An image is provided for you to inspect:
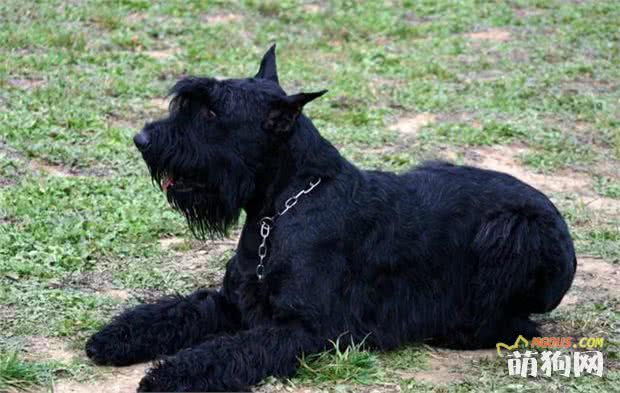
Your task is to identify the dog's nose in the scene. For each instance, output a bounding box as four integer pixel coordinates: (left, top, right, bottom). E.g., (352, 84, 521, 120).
(133, 131, 150, 151)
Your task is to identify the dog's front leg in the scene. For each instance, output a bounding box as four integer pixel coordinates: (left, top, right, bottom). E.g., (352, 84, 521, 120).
(137, 324, 324, 392)
(86, 288, 241, 366)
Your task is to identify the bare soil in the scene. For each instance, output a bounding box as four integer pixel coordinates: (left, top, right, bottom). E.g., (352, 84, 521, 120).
(461, 145, 620, 214)
(464, 29, 512, 42)
(402, 349, 496, 385)
(29, 159, 76, 177)
(388, 113, 437, 137)
(463, 145, 590, 193)
(51, 364, 148, 393)
(24, 337, 76, 364)
(1, 138, 81, 178)
(142, 48, 178, 60)
(7, 78, 46, 90)
(202, 12, 243, 24)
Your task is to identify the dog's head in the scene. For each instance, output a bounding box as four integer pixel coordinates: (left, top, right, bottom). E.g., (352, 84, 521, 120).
(134, 45, 326, 238)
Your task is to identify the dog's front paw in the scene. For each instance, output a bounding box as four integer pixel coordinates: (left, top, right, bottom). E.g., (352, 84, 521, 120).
(138, 359, 199, 393)
(138, 350, 243, 393)
(86, 324, 138, 366)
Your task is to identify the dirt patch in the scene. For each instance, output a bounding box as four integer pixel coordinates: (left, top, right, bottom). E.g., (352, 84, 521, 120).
(170, 241, 235, 287)
(256, 382, 400, 393)
(357, 384, 401, 393)
(100, 288, 132, 302)
(513, 7, 545, 19)
(202, 12, 243, 24)
(50, 270, 115, 290)
(516, 6, 546, 18)
(573, 257, 619, 297)
(577, 195, 620, 214)
(29, 159, 76, 177)
(558, 292, 579, 309)
(302, 4, 323, 13)
(435, 112, 477, 125)
(126, 12, 146, 24)
(0, 176, 16, 187)
(558, 256, 619, 311)
(0, 302, 17, 322)
(159, 233, 238, 288)
(467, 69, 505, 83)
(107, 116, 137, 133)
(149, 97, 169, 110)
(147, 98, 170, 118)
(8, 78, 46, 90)
(142, 48, 178, 60)
(23, 337, 76, 363)
(354, 143, 407, 157)
(464, 29, 511, 42)
(159, 236, 186, 251)
(0, 151, 25, 186)
(52, 364, 148, 393)
(402, 349, 495, 384)
(388, 113, 436, 137)
(562, 78, 616, 94)
(592, 155, 620, 180)
(1, 139, 78, 178)
(255, 383, 318, 393)
(48, 270, 131, 302)
(462, 145, 590, 194)
(460, 145, 620, 214)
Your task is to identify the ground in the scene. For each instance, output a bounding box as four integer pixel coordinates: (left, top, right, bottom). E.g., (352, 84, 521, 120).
(0, 0, 618, 392)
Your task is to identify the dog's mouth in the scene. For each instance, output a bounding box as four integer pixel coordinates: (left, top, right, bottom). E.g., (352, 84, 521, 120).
(161, 176, 175, 192)
(160, 176, 206, 194)
(149, 165, 250, 239)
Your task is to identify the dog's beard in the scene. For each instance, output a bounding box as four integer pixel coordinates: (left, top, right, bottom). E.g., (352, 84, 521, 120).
(165, 182, 239, 239)
(140, 139, 254, 239)
(147, 163, 253, 240)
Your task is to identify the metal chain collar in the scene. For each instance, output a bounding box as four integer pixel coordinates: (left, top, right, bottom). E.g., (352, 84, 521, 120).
(256, 177, 322, 280)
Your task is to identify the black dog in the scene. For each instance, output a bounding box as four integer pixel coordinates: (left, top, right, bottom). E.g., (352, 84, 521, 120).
(86, 45, 576, 392)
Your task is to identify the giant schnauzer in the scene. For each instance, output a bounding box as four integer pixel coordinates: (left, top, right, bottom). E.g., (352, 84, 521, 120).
(86, 45, 576, 392)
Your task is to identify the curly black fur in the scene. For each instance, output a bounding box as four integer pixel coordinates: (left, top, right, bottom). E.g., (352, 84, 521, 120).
(87, 45, 577, 392)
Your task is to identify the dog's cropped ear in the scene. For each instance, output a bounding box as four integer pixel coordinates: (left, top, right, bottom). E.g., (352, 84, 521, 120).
(263, 90, 328, 135)
(255, 44, 279, 83)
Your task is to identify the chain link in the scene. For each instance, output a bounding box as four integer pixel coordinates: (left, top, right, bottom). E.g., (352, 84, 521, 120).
(255, 178, 322, 280)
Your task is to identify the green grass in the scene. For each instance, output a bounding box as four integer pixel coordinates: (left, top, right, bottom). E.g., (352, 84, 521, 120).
(0, 173, 185, 277)
(0, 351, 94, 393)
(594, 176, 620, 199)
(0, 352, 50, 393)
(1, 0, 619, 391)
(578, 227, 620, 263)
(408, 358, 620, 393)
(379, 345, 428, 371)
(1, 281, 119, 338)
(294, 337, 381, 385)
(553, 197, 620, 263)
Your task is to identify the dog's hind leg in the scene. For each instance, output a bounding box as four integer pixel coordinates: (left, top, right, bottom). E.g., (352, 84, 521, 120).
(137, 324, 325, 392)
(437, 313, 540, 349)
(472, 314, 540, 349)
(465, 205, 575, 348)
(85, 288, 241, 366)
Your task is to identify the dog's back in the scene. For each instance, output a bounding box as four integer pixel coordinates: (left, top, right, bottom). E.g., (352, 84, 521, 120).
(338, 160, 576, 349)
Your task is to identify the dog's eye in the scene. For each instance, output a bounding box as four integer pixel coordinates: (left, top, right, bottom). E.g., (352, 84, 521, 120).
(202, 107, 217, 120)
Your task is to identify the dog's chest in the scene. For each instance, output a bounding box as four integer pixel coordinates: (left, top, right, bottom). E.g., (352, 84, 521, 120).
(227, 243, 289, 326)
(227, 232, 323, 329)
